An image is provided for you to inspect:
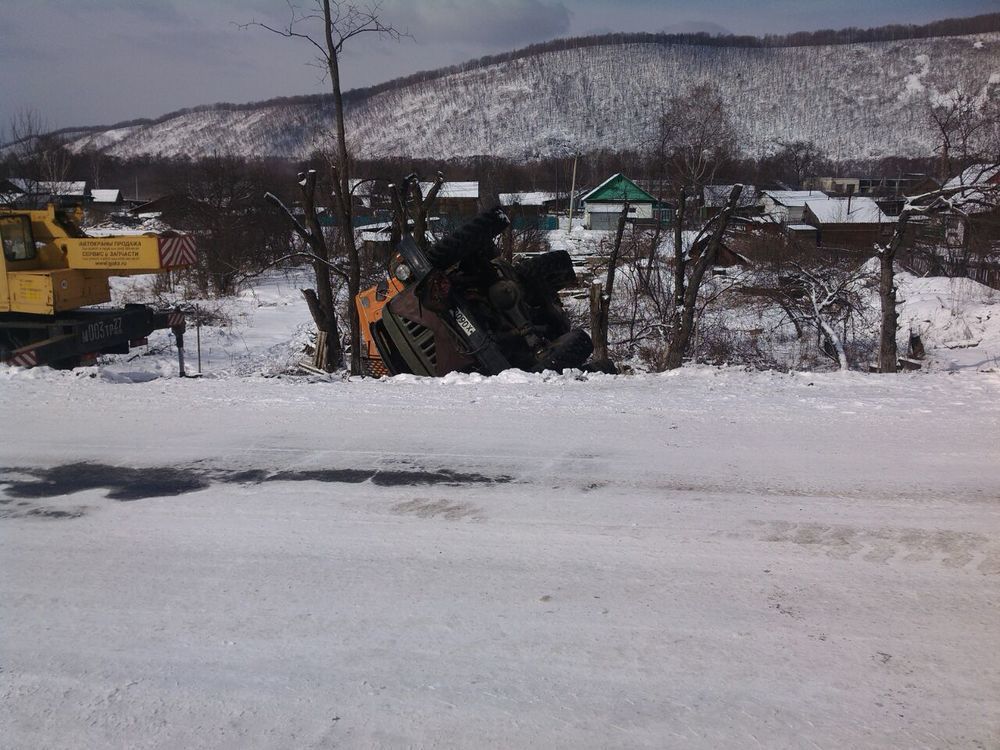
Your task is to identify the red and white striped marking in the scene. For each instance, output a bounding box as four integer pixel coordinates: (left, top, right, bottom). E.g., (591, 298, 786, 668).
(167, 312, 185, 328)
(158, 235, 197, 268)
(8, 350, 39, 367)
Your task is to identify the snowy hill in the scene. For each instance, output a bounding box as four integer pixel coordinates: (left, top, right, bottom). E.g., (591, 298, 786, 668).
(65, 30, 1000, 162)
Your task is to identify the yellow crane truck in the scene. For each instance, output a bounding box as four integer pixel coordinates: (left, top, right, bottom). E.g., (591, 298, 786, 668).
(0, 204, 195, 369)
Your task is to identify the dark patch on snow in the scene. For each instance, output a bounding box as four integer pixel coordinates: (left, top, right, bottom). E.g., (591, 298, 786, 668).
(372, 468, 503, 487)
(222, 467, 509, 487)
(0, 462, 513, 506)
(2, 463, 209, 501)
(265, 468, 373, 485)
(25, 507, 85, 520)
(223, 469, 271, 484)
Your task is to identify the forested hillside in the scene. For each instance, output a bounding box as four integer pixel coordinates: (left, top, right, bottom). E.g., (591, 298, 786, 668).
(65, 26, 1000, 161)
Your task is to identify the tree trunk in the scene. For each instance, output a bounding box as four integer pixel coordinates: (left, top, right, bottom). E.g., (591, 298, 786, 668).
(591, 203, 629, 362)
(664, 185, 743, 370)
(589, 283, 607, 362)
(410, 173, 444, 252)
(667, 187, 687, 343)
(323, 0, 361, 376)
(878, 211, 910, 373)
(299, 171, 343, 371)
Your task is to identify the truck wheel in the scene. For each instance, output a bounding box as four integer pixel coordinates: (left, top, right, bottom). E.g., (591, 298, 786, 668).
(515, 250, 577, 293)
(531, 328, 593, 373)
(425, 207, 510, 269)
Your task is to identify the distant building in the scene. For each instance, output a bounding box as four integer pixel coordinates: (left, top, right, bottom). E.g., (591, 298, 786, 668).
(498, 192, 560, 230)
(803, 196, 896, 248)
(759, 190, 831, 223)
(702, 184, 759, 219)
(2, 178, 87, 207)
(802, 176, 861, 195)
(580, 173, 658, 230)
(420, 181, 479, 229)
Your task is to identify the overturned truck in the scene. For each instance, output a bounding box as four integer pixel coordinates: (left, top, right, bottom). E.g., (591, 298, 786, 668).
(356, 207, 596, 377)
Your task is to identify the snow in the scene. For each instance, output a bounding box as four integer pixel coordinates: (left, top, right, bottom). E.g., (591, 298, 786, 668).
(899, 54, 931, 100)
(2, 268, 1000, 747)
(498, 191, 559, 207)
(420, 181, 479, 199)
(762, 190, 832, 208)
(2, 363, 999, 748)
(805, 197, 895, 224)
(896, 272, 1000, 371)
(6, 179, 87, 196)
(89, 189, 121, 204)
(703, 184, 758, 208)
(85, 215, 174, 237)
(942, 163, 1000, 191)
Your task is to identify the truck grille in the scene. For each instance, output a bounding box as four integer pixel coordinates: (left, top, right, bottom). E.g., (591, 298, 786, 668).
(403, 318, 437, 368)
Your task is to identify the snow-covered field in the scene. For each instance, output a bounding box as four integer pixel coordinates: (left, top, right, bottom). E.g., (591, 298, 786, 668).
(2, 273, 999, 748)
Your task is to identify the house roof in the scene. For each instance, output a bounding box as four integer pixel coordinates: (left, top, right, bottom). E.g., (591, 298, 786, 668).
(498, 191, 559, 207)
(943, 163, 1000, 190)
(7, 178, 87, 196)
(940, 163, 1000, 212)
(90, 189, 122, 203)
(420, 181, 478, 199)
(703, 184, 758, 208)
(580, 173, 656, 204)
(805, 197, 895, 224)
(762, 190, 830, 208)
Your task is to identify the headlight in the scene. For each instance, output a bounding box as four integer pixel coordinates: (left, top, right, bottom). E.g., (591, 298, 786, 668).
(394, 263, 412, 282)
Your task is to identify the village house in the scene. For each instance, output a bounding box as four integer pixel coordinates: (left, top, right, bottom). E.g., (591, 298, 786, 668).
(759, 189, 831, 223)
(914, 164, 1000, 288)
(498, 192, 560, 230)
(803, 196, 895, 249)
(580, 173, 661, 230)
(802, 176, 861, 195)
(702, 184, 759, 220)
(420, 181, 479, 229)
(1, 178, 88, 208)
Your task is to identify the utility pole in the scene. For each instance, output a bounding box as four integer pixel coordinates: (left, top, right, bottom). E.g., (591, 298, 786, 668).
(566, 153, 579, 230)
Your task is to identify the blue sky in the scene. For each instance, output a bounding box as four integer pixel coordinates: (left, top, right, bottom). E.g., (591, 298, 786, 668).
(1, 0, 995, 132)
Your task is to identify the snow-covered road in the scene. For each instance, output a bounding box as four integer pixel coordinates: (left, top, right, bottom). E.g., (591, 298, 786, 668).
(2, 369, 999, 748)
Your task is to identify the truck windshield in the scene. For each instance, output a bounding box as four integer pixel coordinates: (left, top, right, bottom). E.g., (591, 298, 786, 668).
(0, 215, 36, 261)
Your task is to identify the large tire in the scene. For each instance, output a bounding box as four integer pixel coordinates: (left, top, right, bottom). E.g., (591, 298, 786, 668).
(531, 328, 593, 373)
(515, 250, 577, 294)
(425, 207, 510, 269)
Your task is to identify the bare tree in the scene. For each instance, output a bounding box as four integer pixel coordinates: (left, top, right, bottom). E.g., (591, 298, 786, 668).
(2, 110, 72, 206)
(266, 170, 347, 371)
(247, 1, 405, 375)
(765, 140, 826, 189)
(663, 185, 744, 370)
(779, 264, 871, 370)
(654, 82, 737, 200)
(406, 172, 444, 252)
(928, 91, 1000, 180)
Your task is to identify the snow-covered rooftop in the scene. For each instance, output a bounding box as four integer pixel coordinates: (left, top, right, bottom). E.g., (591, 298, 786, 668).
(90, 189, 122, 203)
(805, 197, 895, 224)
(703, 184, 758, 208)
(943, 163, 1000, 191)
(940, 163, 1000, 213)
(7, 178, 87, 196)
(761, 190, 831, 207)
(499, 192, 558, 207)
(420, 181, 478, 199)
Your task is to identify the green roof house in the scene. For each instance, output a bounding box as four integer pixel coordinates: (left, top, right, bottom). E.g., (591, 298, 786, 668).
(580, 173, 657, 230)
